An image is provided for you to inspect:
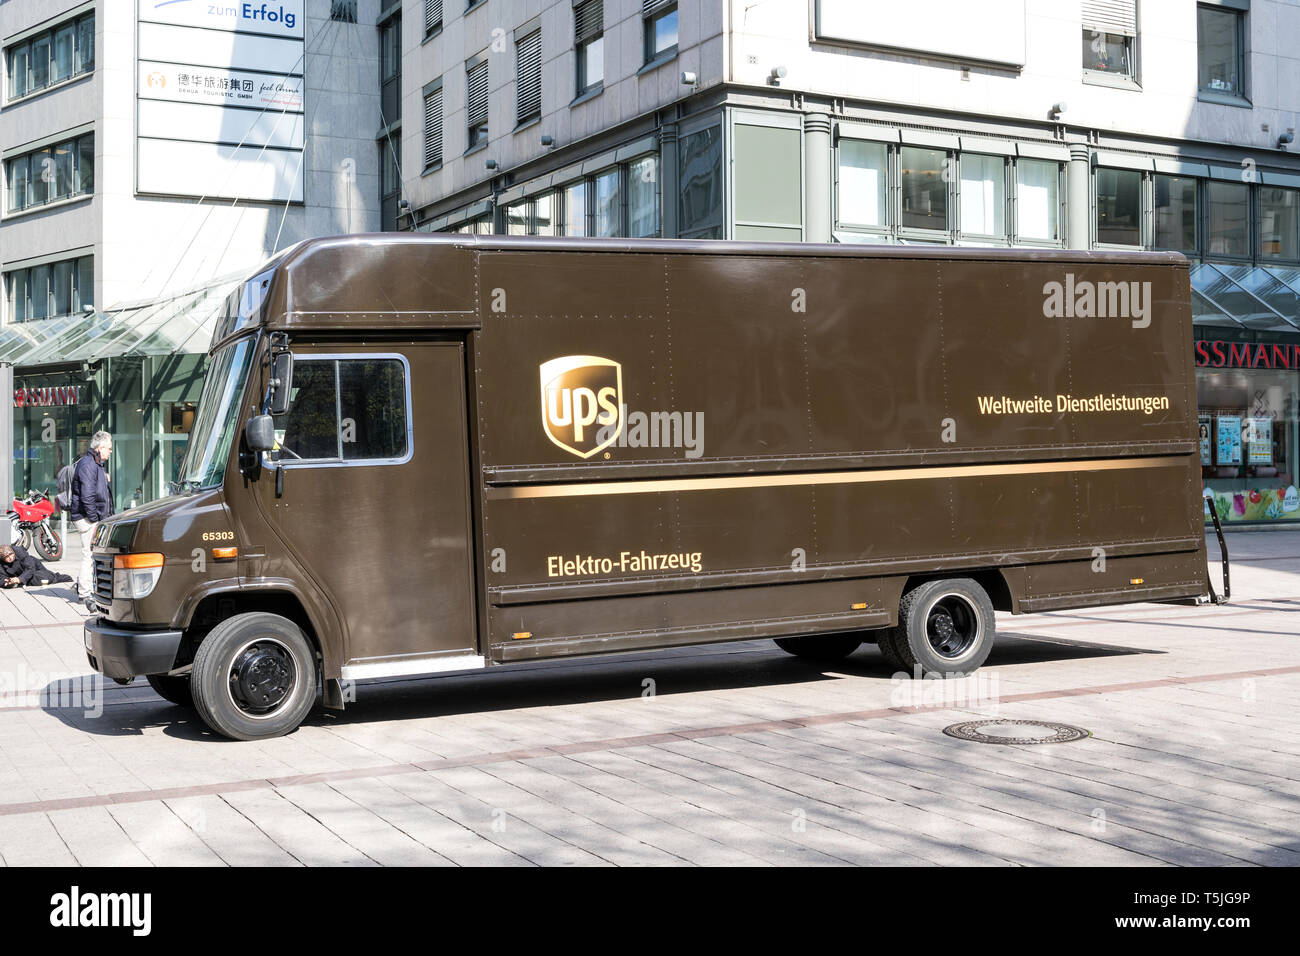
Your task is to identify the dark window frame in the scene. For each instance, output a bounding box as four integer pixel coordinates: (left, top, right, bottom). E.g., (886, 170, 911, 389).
(5, 11, 95, 102)
(4, 132, 95, 214)
(265, 354, 413, 468)
(642, 1, 679, 67)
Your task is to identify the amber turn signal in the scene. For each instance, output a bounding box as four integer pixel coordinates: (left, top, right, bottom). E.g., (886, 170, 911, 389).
(212, 547, 238, 560)
(512, 631, 533, 640)
(1129, 577, 1144, 585)
(113, 553, 164, 569)
(850, 602, 868, 610)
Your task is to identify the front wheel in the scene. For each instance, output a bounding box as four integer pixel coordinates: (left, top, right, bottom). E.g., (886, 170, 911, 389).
(146, 673, 194, 708)
(190, 612, 318, 740)
(34, 523, 62, 561)
(890, 578, 995, 677)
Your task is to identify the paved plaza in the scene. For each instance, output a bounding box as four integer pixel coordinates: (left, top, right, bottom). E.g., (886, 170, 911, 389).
(0, 529, 1295, 866)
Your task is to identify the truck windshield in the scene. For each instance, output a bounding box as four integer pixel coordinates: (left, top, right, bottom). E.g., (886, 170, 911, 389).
(178, 338, 256, 489)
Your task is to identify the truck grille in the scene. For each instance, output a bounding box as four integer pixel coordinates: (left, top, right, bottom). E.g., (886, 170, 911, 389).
(93, 555, 113, 607)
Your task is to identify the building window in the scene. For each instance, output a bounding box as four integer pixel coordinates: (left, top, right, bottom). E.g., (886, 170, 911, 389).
(544, 154, 659, 239)
(424, 0, 443, 38)
(1258, 187, 1300, 262)
(422, 84, 443, 170)
(1082, 31, 1135, 76)
(516, 29, 542, 126)
(643, 1, 678, 65)
(5, 11, 94, 101)
(628, 155, 659, 237)
(837, 140, 888, 231)
(959, 154, 1006, 237)
(1153, 175, 1199, 254)
(563, 181, 588, 235)
(899, 146, 949, 232)
(1207, 180, 1250, 257)
(593, 167, 623, 237)
(378, 12, 401, 127)
(1198, 3, 1246, 97)
(330, 1, 358, 23)
(1081, 0, 1137, 78)
(1096, 167, 1142, 245)
(5, 133, 94, 213)
(506, 200, 530, 235)
(679, 125, 723, 239)
(380, 133, 401, 231)
(574, 0, 604, 96)
(504, 195, 557, 236)
(5, 255, 93, 323)
(1015, 159, 1060, 242)
(466, 54, 489, 150)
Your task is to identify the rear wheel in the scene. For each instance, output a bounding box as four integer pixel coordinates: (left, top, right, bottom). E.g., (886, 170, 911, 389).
(146, 674, 193, 708)
(34, 524, 62, 561)
(773, 633, 862, 662)
(190, 612, 318, 740)
(891, 578, 995, 676)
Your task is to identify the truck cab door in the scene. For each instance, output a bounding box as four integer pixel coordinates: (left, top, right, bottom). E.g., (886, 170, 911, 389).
(253, 341, 479, 674)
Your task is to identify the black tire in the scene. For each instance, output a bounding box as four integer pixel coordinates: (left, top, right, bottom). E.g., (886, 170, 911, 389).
(875, 627, 910, 673)
(16, 528, 32, 552)
(34, 524, 63, 561)
(190, 612, 318, 740)
(774, 633, 862, 662)
(892, 578, 995, 677)
(146, 673, 194, 708)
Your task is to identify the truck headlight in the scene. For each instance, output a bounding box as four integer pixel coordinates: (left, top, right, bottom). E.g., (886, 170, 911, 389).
(112, 553, 163, 599)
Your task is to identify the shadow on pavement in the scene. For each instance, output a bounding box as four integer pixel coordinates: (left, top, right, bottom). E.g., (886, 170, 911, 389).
(41, 631, 1160, 740)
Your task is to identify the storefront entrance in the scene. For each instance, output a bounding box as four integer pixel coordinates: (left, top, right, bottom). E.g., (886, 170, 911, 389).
(1197, 338, 1300, 523)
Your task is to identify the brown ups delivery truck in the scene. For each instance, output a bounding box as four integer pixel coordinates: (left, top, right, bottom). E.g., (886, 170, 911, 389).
(83, 235, 1217, 740)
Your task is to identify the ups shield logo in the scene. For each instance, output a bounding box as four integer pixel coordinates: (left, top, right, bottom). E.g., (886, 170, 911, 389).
(540, 355, 623, 459)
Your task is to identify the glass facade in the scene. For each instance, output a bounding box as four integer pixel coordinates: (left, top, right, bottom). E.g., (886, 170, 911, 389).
(1198, 356, 1300, 524)
(11, 355, 208, 508)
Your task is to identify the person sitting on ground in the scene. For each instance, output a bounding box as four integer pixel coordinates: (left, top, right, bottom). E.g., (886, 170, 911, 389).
(0, 543, 73, 589)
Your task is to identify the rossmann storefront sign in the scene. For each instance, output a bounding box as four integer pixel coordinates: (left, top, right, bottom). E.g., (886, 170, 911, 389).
(13, 386, 80, 408)
(1195, 339, 1300, 369)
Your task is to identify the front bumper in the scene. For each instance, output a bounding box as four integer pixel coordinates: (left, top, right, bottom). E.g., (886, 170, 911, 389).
(84, 618, 184, 682)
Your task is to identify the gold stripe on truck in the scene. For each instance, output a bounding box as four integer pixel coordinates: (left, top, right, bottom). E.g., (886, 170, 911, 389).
(487, 456, 1187, 500)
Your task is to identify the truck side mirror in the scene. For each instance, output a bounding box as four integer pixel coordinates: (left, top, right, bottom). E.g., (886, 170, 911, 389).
(269, 352, 294, 417)
(245, 414, 276, 452)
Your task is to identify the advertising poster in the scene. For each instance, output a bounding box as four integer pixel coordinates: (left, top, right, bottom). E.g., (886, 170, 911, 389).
(1245, 417, 1273, 465)
(1216, 416, 1242, 466)
(1198, 416, 1212, 466)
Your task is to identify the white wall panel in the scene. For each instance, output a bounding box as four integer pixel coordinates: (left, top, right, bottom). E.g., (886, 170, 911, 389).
(138, 137, 303, 202)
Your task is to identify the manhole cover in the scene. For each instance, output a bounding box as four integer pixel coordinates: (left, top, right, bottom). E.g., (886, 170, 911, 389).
(942, 719, 1091, 745)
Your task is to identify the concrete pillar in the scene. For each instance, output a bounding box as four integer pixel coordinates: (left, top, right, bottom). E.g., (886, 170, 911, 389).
(804, 113, 833, 244)
(659, 123, 679, 238)
(0, 364, 11, 514)
(1067, 141, 1092, 250)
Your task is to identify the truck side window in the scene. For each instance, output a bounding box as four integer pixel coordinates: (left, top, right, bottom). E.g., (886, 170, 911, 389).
(339, 359, 408, 460)
(273, 360, 339, 461)
(269, 356, 409, 464)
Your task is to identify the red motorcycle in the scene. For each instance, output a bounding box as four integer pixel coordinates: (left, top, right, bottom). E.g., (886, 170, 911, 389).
(7, 490, 64, 561)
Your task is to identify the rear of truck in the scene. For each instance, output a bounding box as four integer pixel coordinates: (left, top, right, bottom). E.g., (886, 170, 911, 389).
(470, 242, 1211, 670)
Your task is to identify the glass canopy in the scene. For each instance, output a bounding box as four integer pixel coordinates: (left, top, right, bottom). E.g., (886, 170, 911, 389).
(0, 276, 240, 368)
(1191, 263, 1300, 332)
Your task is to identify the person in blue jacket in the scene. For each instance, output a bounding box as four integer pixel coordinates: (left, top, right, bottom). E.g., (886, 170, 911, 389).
(69, 431, 114, 610)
